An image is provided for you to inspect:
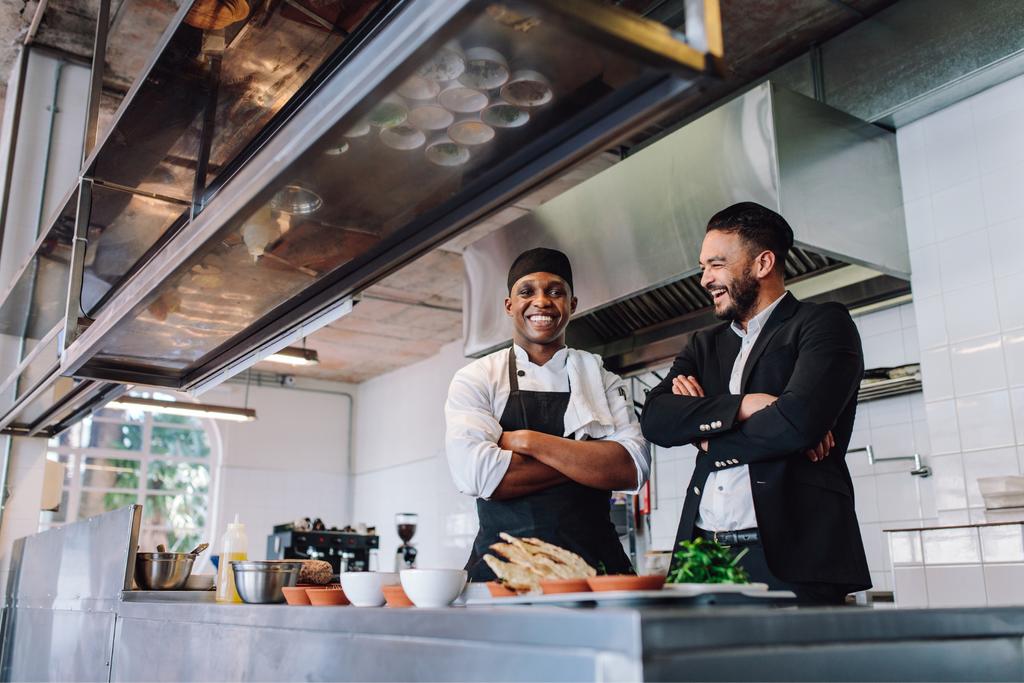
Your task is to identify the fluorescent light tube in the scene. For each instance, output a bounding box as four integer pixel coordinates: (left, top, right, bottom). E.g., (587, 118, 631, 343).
(264, 346, 320, 366)
(107, 397, 256, 422)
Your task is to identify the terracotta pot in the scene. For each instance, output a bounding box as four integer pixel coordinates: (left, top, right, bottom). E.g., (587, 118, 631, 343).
(486, 581, 516, 597)
(305, 585, 350, 606)
(539, 578, 591, 594)
(382, 584, 414, 608)
(282, 586, 312, 605)
(586, 575, 666, 592)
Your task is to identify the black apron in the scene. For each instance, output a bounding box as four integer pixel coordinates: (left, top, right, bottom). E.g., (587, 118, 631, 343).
(465, 348, 633, 581)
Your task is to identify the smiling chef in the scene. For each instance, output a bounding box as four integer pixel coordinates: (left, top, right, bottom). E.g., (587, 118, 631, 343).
(445, 247, 651, 581)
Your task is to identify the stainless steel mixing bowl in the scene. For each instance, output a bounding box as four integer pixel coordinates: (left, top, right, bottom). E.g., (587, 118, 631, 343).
(135, 552, 195, 590)
(231, 561, 303, 604)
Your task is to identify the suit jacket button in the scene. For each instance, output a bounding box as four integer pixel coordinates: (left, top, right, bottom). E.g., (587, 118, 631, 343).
(693, 486, 700, 495)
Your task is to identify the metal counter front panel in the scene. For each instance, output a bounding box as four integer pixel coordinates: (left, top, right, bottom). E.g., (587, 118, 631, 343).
(6, 504, 140, 611)
(110, 615, 628, 682)
(1, 506, 141, 682)
(3, 609, 116, 682)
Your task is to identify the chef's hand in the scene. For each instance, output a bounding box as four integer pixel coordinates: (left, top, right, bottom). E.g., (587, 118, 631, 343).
(805, 430, 834, 463)
(671, 375, 705, 397)
(499, 430, 531, 455)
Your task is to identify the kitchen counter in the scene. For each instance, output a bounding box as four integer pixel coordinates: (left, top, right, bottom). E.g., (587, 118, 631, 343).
(107, 596, 1024, 681)
(6, 508, 1024, 682)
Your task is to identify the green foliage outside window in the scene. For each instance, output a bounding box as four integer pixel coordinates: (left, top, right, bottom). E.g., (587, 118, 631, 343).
(44, 403, 216, 549)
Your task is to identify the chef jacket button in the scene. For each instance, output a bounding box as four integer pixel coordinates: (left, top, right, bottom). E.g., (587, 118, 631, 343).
(699, 424, 707, 431)
(517, 370, 525, 377)
(713, 421, 722, 428)
(693, 486, 700, 495)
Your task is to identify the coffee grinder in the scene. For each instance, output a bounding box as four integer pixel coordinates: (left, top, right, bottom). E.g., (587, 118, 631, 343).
(394, 512, 418, 572)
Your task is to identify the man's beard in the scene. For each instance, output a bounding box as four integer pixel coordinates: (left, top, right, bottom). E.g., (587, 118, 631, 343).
(713, 268, 760, 322)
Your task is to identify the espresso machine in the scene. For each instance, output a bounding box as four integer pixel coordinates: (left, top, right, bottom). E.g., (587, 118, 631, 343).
(267, 521, 379, 573)
(394, 512, 418, 572)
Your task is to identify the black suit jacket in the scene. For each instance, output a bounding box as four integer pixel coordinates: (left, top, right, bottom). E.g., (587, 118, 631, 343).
(640, 292, 870, 589)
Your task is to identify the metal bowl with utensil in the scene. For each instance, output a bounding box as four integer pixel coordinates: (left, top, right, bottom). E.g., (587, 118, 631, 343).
(135, 553, 196, 590)
(134, 542, 209, 590)
(231, 561, 303, 604)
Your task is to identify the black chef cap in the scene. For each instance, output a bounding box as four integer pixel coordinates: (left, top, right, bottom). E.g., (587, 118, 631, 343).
(507, 247, 573, 293)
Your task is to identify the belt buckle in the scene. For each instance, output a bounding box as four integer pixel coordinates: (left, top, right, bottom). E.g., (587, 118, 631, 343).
(712, 530, 726, 546)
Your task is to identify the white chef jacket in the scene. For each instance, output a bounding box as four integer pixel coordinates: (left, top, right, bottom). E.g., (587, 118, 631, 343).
(445, 344, 650, 499)
(696, 292, 788, 532)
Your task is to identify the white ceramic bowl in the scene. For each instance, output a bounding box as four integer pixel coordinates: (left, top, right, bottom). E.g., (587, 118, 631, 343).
(340, 571, 400, 607)
(400, 569, 467, 608)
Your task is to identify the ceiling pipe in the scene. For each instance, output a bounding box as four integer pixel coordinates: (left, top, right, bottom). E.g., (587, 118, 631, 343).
(23, 0, 49, 45)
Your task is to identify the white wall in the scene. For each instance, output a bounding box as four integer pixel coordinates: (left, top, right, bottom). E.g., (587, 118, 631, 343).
(351, 340, 476, 570)
(202, 378, 355, 561)
(897, 74, 1024, 526)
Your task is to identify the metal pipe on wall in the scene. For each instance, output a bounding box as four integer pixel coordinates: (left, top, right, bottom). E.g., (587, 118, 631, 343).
(23, 0, 50, 46)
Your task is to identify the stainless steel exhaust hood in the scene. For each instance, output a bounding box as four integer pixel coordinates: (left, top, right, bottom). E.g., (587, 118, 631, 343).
(462, 81, 909, 360)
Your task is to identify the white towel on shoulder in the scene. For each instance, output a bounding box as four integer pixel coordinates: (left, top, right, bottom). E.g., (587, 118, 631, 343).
(562, 350, 616, 440)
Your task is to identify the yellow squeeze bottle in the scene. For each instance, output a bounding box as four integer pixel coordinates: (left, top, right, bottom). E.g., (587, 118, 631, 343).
(215, 514, 248, 603)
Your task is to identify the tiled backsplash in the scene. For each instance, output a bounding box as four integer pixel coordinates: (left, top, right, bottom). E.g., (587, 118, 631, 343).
(888, 524, 1024, 607)
(898, 74, 1024, 529)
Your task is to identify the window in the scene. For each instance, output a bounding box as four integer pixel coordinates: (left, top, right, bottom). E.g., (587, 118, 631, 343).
(41, 395, 220, 553)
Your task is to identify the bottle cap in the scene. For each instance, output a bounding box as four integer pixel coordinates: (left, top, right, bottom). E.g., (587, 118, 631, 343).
(228, 513, 245, 531)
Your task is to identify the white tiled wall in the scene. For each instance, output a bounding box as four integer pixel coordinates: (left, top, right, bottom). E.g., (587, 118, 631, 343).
(898, 73, 1024, 527)
(848, 305, 934, 592)
(645, 442, 698, 552)
(888, 524, 1024, 608)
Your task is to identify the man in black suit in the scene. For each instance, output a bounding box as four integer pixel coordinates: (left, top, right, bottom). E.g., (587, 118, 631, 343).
(640, 202, 870, 604)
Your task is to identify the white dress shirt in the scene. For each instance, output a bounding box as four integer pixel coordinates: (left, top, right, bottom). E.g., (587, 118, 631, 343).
(445, 344, 650, 499)
(696, 292, 788, 532)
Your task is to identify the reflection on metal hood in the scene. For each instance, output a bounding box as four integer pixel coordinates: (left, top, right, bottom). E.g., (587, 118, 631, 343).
(463, 82, 910, 364)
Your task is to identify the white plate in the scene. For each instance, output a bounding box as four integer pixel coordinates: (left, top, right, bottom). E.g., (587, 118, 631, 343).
(466, 585, 791, 608)
(663, 582, 769, 595)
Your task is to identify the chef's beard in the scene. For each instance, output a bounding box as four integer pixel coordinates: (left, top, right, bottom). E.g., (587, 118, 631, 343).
(713, 268, 760, 322)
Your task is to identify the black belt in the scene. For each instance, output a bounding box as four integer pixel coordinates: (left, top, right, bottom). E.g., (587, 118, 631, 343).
(697, 527, 760, 546)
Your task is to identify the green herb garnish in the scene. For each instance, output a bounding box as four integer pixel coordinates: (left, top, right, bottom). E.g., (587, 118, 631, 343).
(666, 537, 750, 584)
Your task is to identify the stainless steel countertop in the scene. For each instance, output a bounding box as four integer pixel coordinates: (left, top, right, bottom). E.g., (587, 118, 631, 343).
(115, 595, 1024, 655)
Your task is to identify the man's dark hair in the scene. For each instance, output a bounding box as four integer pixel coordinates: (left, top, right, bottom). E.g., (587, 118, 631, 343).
(706, 202, 794, 274)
